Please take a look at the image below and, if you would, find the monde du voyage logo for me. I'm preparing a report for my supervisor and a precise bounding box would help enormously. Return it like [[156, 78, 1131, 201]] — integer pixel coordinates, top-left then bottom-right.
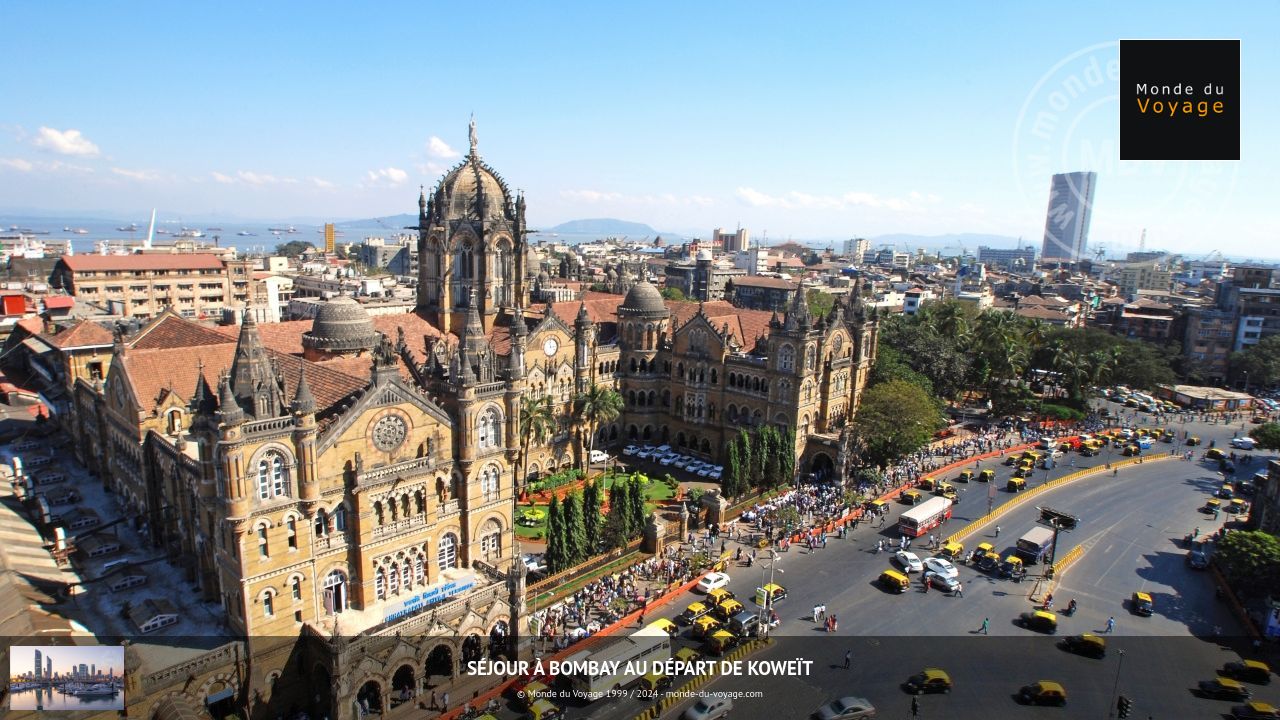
[[1120, 39, 1240, 160]]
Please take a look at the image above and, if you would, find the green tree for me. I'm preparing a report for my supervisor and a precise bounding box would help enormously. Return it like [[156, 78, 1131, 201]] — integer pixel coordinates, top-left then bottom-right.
[[604, 480, 630, 549], [517, 394, 556, 490], [573, 384, 625, 471], [545, 495, 566, 573], [852, 379, 946, 469], [779, 427, 796, 485], [582, 481, 603, 556], [738, 429, 754, 494], [1214, 530, 1280, 599], [1230, 335, 1280, 388], [869, 345, 936, 396], [1249, 422, 1280, 451], [562, 490, 587, 566], [806, 289, 835, 318], [626, 474, 646, 539], [660, 286, 686, 301], [762, 425, 782, 487], [274, 240, 315, 257], [723, 438, 743, 500]]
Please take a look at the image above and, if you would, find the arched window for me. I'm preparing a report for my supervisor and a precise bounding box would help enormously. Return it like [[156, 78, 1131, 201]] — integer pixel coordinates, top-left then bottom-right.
[[322, 570, 347, 613], [314, 509, 329, 537], [805, 345, 816, 370], [262, 590, 275, 618], [458, 241, 474, 280], [480, 519, 502, 560], [778, 345, 795, 372], [334, 505, 347, 531], [389, 564, 400, 595], [256, 452, 290, 500], [375, 568, 387, 600], [167, 409, 182, 434], [477, 407, 501, 450], [257, 524, 269, 558], [286, 516, 297, 549], [710, 369, 717, 384], [438, 533, 459, 571], [481, 465, 500, 501], [414, 555, 425, 585], [291, 576, 302, 600]]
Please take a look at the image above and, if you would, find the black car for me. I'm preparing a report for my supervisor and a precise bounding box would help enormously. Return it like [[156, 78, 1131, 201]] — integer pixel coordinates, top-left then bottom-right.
[[1223, 661, 1273, 685], [1187, 550, 1209, 570]]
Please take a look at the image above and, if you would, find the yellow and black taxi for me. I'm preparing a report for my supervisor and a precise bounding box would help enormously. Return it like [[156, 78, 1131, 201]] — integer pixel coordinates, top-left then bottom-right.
[[1204, 499, 1223, 514], [977, 550, 1001, 573], [879, 568, 910, 593], [939, 540, 964, 560], [901, 489, 923, 505], [1198, 676, 1252, 701], [519, 681, 551, 710], [1004, 453, 1022, 466], [957, 469, 974, 483], [1218, 484, 1236, 499], [1131, 591, 1154, 616], [1019, 680, 1067, 706], [706, 587, 735, 607], [1206, 447, 1226, 460], [1012, 466, 1033, 479], [1187, 436, 1202, 446], [647, 618, 680, 636], [936, 482, 958, 500], [1007, 477, 1028, 491], [525, 698, 565, 720], [1123, 444, 1142, 456], [689, 614, 721, 639], [636, 670, 673, 693], [1223, 660, 1273, 685], [903, 668, 952, 695], [674, 647, 702, 665], [1017, 610, 1058, 634], [713, 598, 745, 622], [704, 628, 740, 655], [1059, 633, 1106, 658], [866, 499, 887, 516], [978, 469, 996, 482], [1230, 701, 1280, 720], [918, 477, 938, 492], [756, 583, 788, 605], [1230, 498, 1249, 514], [681, 601, 712, 623]]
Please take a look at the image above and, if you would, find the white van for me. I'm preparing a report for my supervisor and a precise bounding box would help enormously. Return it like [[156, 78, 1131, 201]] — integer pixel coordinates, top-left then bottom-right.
[[589, 450, 609, 464]]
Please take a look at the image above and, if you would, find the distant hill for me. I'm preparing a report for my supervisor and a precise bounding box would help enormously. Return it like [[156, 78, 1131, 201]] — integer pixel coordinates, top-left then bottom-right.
[[336, 214, 416, 229], [545, 218, 659, 236], [871, 233, 1026, 251]]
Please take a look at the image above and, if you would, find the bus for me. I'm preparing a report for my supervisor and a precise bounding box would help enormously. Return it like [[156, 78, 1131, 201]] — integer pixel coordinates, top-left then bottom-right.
[[569, 624, 671, 701], [897, 496, 953, 538]]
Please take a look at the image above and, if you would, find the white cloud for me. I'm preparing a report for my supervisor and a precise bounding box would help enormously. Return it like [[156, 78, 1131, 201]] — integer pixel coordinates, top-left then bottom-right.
[[0, 158, 33, 171], [33, 127, 100, 156], [111, 167, 161, 181], [417, 161, 448, 177], [211, 171, 235, 184], [366, 167, 408, 185], [310, 177, 335, 189], [237, 170, 296, 186], [426, 136, 460, 159], [559, 189, 714, 208], [735, 187, 914, 211]]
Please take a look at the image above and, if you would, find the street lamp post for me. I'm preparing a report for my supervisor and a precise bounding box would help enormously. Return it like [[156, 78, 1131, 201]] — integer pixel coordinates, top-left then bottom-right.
[[1107, 648, 1125, 719], [757, 551, 781, 637]]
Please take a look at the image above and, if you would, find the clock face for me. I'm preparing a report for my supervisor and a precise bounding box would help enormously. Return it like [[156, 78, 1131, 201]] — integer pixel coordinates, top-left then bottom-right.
[[543, 337, 559, 357], [372, 415, 408, 451]]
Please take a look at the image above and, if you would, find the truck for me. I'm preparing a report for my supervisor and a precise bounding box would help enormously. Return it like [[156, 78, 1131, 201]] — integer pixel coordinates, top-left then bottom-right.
[[1015, 526, 1055, 564]]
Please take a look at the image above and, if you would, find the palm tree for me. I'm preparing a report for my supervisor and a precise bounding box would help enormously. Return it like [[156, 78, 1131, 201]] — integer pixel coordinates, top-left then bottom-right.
[[573, 384, 624, 474], [929, 300, 972, 344], [517, 394, 555, 491]]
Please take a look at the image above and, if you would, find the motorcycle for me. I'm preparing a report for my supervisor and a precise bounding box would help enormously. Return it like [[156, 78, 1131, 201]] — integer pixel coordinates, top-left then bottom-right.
[[1065, 600, 1078, 616]]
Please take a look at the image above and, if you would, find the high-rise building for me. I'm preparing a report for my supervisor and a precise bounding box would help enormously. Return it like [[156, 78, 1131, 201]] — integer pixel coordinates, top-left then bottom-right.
[[1040, 171, 1096, 263], [843, 238, 870, 263], [47, 657, 52, 679], [713, 227, 750, 253], [34, 649, 42, 682]]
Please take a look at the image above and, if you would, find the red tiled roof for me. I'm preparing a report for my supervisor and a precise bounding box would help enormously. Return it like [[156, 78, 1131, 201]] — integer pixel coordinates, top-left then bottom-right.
[[60, 253, 225, 272], [44, 320, 114, 349], [668, 300, 773, 349], [122, 344, 364, 414], [1015, 305, 1070, 321], [212, 319, 310, 354], [43, 296, 75, 310], [129, 313, 236, 350], [16, 317, 43, 335], [545, 292, 626, 325]]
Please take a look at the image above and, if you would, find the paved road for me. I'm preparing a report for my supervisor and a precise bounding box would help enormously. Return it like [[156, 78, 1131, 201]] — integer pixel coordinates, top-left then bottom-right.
[[484, 405, 1273, 719]]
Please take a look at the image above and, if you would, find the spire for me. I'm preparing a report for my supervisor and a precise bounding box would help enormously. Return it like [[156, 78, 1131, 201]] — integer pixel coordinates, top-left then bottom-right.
[[511, 304, 528, 338], [418, 185, 427, 217], [785, 284, 811, 332], [229, 310, 285, 419], [576, 298, 590, 326], [291, 360, 316, 415], [464, 287, 484, 340], [191, 360, 217, 414], [217, 374, 244, 427]]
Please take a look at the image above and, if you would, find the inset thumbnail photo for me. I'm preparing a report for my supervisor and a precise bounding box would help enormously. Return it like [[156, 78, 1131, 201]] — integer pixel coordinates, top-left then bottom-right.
[[8, 645, 125, 712]]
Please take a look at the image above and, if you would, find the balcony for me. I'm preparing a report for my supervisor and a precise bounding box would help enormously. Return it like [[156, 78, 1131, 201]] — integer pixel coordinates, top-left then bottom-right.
[[371, 514, 428, 540], [437, 499, 460, 521], [357, 455, 436, 485]]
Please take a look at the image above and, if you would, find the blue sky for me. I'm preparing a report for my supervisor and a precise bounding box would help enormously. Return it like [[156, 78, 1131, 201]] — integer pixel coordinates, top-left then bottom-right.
[[0, 2, 1276, 256]]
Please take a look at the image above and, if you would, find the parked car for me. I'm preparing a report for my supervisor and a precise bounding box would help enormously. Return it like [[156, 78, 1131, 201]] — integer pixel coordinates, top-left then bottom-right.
[[894, 551, 923, 573], [1199, 677, 1253, 700], [589, 450, 609, 464], [622, 445, 640, 456]]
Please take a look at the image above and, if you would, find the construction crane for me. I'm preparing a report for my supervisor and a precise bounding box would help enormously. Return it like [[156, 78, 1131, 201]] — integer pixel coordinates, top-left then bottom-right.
[[1093, 245, 1107, 262]]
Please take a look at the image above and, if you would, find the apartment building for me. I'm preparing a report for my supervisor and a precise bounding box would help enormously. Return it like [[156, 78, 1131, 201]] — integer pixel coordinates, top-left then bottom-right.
[[50, 254, 255, 320]]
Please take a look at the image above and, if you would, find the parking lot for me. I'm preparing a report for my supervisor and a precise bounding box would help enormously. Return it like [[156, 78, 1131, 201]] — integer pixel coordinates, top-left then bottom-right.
[[618, 444, 724, 483]]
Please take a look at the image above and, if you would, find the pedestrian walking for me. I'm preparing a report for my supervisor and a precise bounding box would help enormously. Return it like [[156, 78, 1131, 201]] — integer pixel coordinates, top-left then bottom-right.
[[980, 617, 989, 634], [955, 582, 963, 598], [813, 605, 821, 623], [843, 650, 851, 669], [1105, 616, 1115, 633], [995, 525, 1001, 538], [911, 696, 920, 718], [442, 691, 450, 712]]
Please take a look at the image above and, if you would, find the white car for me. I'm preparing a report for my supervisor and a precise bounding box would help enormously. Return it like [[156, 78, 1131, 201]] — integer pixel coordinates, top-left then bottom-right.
[[589, 449, 609, 464], [697, 465, 716, 478], [894, 551, 923, 573], [659, 454, 679, 466], [923, 557, 958, 579], [1230, 437, 1256, 450], [815, 696, 877, 720], [656, 444, 672, 454], [709, 467, 723, 480], [622, 445, 639, 456], [686, 461, 706, 473], [673, 456, 691, 469], [696, 572, 731, 593], [636, 448, 654, 460], [683, 696, 733, 720]]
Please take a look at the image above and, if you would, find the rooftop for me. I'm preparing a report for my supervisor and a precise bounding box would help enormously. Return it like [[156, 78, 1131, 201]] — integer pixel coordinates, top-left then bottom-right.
[[59, 253, 226, 272]]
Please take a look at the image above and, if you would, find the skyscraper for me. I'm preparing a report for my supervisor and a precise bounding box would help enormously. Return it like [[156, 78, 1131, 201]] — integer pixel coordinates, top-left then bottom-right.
[[35, 649, 42, 682], [1040, 171, 1096, 263]]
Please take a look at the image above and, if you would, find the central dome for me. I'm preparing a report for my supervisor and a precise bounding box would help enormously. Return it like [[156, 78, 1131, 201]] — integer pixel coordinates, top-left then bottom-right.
[[621, 280, 666, 313], [303, 296, 378, 356]]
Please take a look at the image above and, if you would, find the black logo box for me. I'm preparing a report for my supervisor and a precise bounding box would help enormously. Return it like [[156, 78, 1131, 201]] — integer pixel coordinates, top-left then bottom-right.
[[1120, 39, 1239, 160]]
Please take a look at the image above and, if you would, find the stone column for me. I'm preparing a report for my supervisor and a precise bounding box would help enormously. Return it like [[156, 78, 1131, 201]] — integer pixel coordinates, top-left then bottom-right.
[[643, 512, 665, 555]]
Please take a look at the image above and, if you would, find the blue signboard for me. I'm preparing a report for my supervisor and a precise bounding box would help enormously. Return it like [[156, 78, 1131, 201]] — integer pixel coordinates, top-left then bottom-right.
[[383, 580, 475, 623]]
